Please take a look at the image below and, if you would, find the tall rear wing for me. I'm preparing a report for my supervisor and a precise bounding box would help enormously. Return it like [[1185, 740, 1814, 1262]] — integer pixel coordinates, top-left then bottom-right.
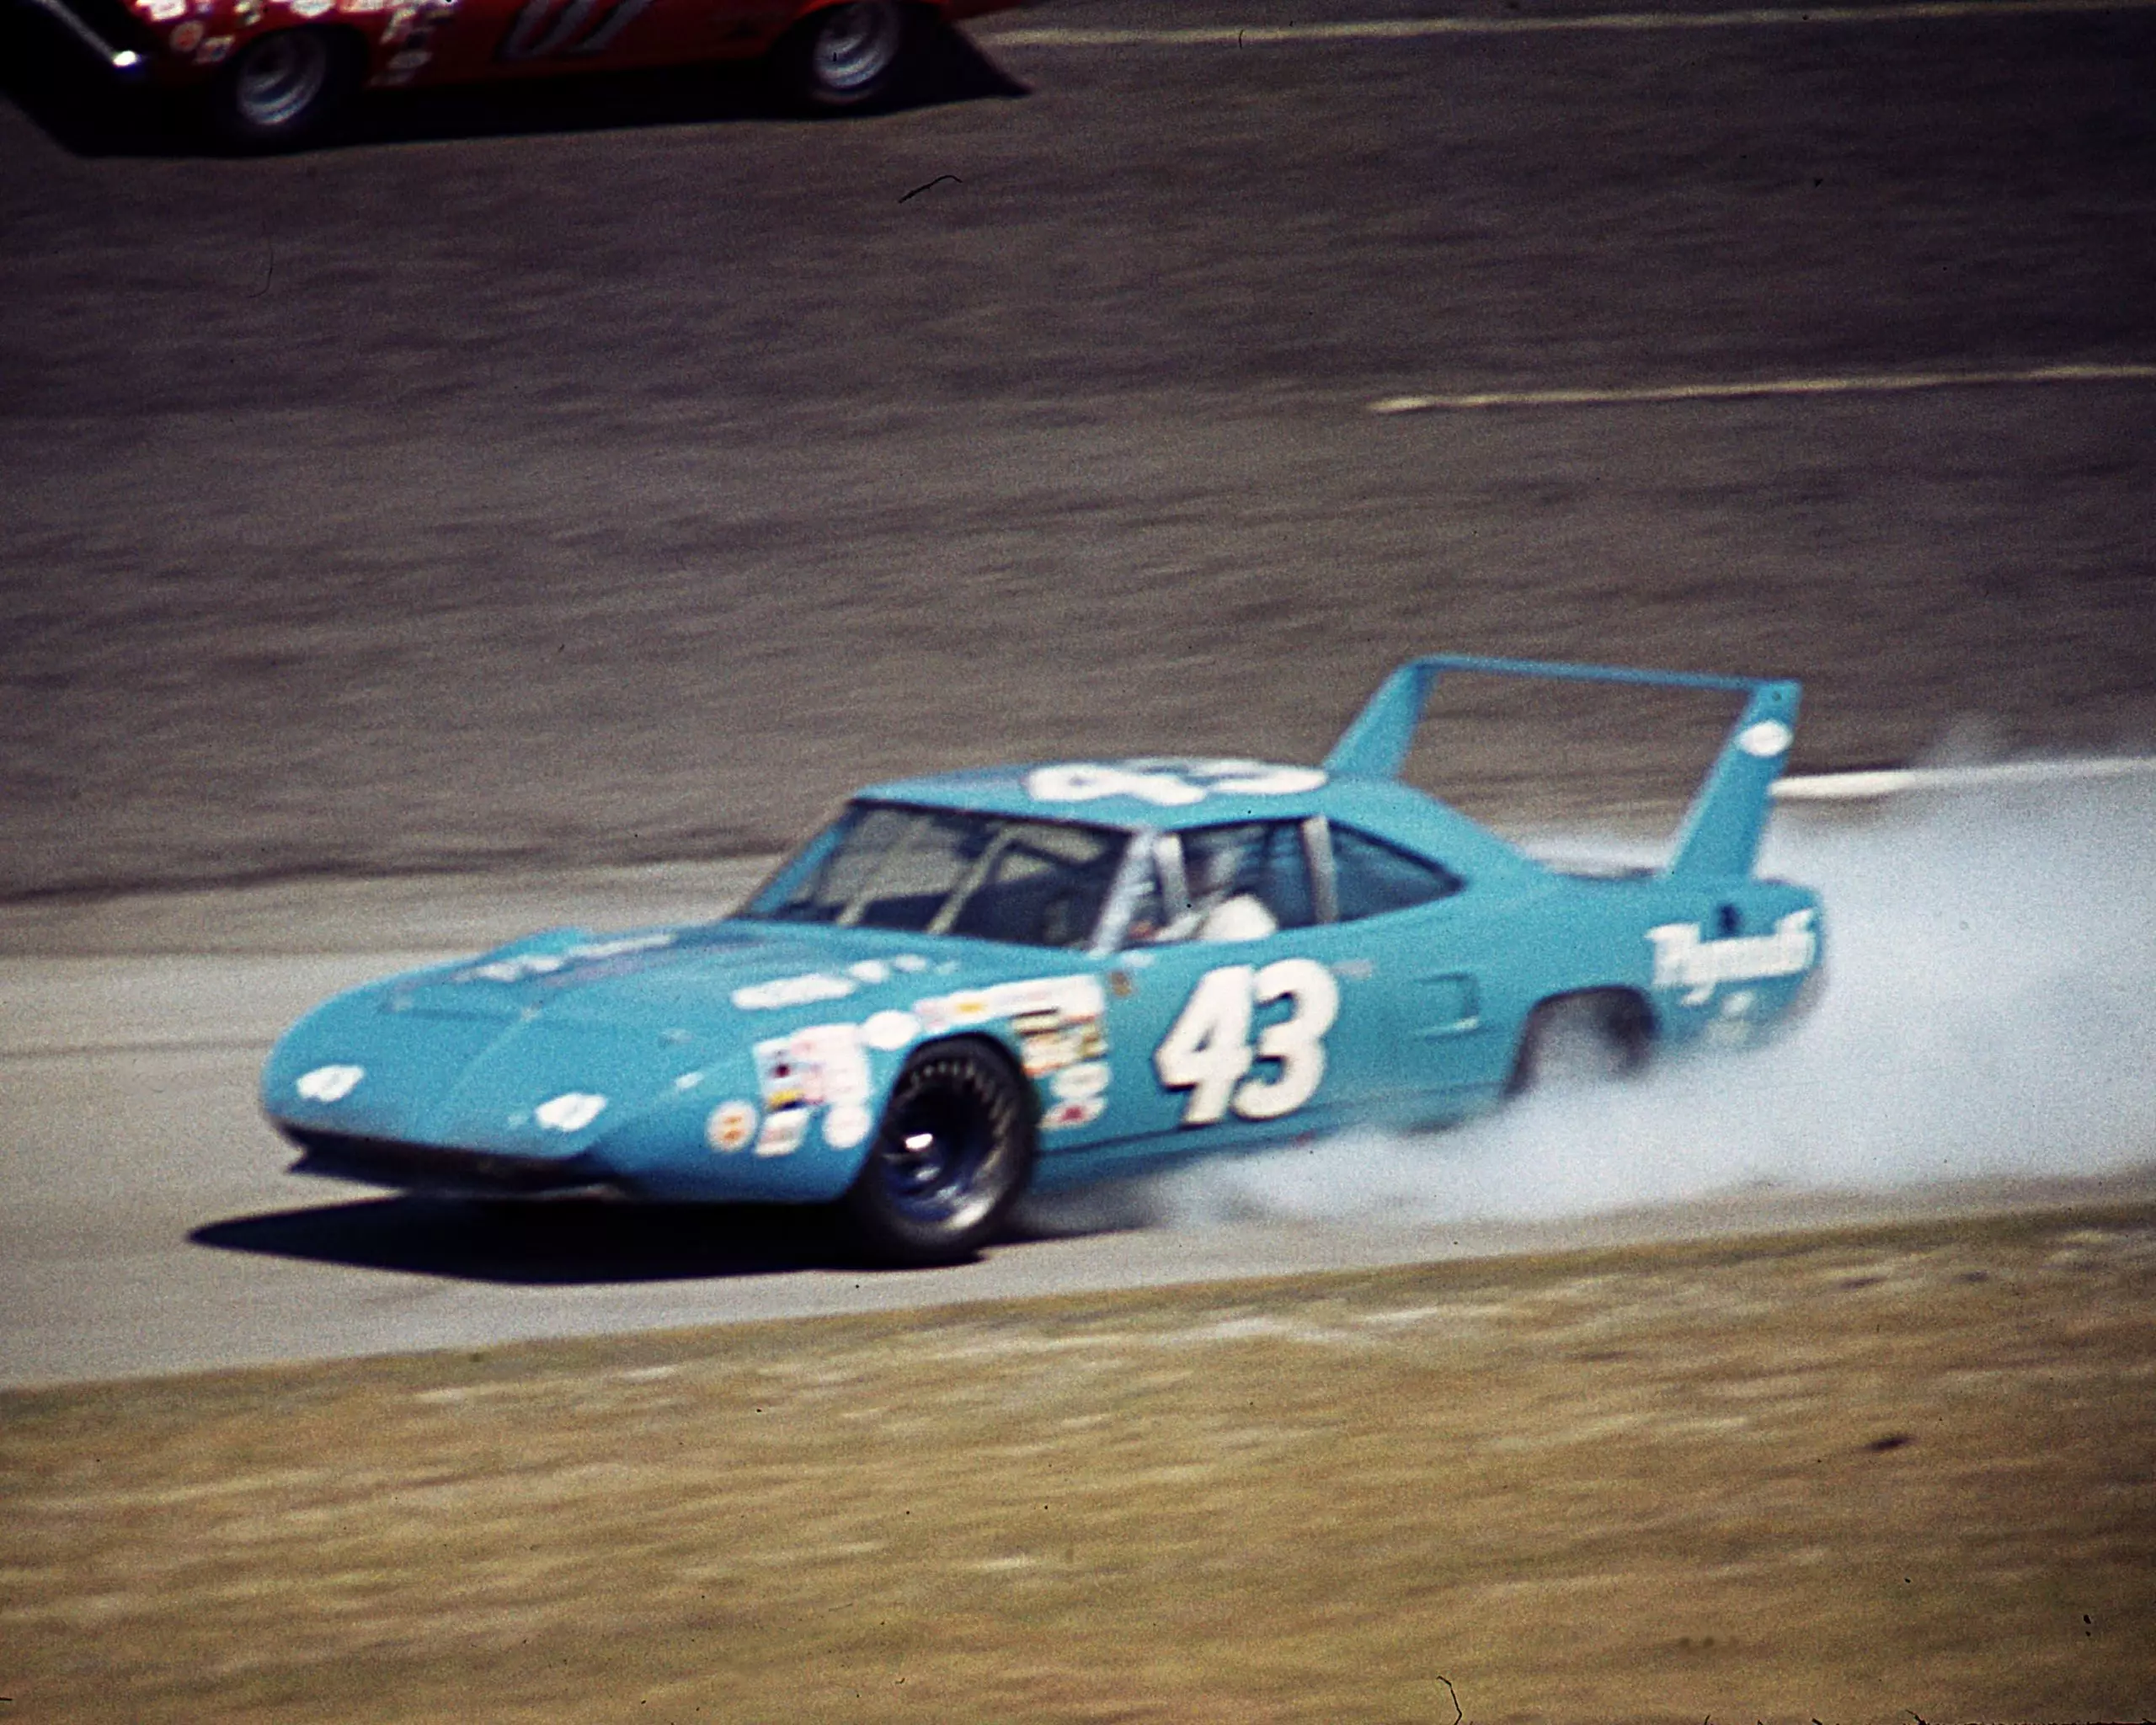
[[1321, 654, 1801, 882]]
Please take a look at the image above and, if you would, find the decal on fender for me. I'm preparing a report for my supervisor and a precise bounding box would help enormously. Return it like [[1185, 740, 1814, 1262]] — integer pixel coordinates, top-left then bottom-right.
[[755, 1108, 809, 1158], [705, 1100, 758, 1154], [535, 1092, 606, 1133], [296, 1064, 365, 1103], [1647, 910, 1817, 1006]]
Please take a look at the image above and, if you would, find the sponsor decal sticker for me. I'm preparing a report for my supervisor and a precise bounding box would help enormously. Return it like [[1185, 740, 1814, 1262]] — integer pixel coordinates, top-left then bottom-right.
[[295, 1064, 365, 1103], [461, 953, 565, 983], [753, 1023, 870, 1116], [534, 1092, 607, 1133], [791, 1024, 870, 1106], [142, 0, 185, 19], [823, 1102, 873, 1151], [1737, 719, 1795, 759], [732, 970, 857, 1012], [913, 975, 1110, 1075], [567, 932, 675, 959], [755, 1107, 809, 1157], [1021, 1027, 1091, 1076], [170, 19, 204, 49], [1042, 1097, 1105, 1132], [705, 1099, 758, 1154], [1647, 909, 1817, 1006], [753, 1037, 814, 1110], [860, 1009, 921, 1052], [1049, 1060, 1111, 1103], [288, 0, 332, 17], [195, 34, 232, 61]]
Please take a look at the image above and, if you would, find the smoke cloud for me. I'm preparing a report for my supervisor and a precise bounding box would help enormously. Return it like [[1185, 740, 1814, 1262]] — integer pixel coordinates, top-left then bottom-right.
[[1031, 774, 2156, 1232]]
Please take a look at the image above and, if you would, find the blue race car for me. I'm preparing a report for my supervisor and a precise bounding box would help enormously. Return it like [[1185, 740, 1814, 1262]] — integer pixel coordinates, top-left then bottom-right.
[[263, 655, 1823, 1263]]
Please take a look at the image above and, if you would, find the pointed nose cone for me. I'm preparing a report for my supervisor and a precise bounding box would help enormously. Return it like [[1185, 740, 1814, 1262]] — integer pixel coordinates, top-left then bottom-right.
[[419, 1017, 695, 1156]]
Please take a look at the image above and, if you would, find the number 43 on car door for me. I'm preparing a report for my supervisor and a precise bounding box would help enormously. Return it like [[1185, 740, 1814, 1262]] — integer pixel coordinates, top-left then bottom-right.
[[1155, 959, 1341, 1127]]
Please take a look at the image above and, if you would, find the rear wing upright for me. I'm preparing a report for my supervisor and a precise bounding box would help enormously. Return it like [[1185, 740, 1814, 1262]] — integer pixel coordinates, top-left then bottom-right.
[[1321, 654, 1802, 882]]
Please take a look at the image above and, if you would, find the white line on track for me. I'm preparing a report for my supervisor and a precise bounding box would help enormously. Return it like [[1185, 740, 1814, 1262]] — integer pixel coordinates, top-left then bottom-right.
[[983, 0, 2156, 47], [1774, 756, 2156, 802], [1366, 361, 2156, 414]]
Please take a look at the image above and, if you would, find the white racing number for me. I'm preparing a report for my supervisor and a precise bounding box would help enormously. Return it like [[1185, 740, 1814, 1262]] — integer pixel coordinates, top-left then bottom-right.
[[1026, 759, 1327, 809], [1154, 959, 1341, 1127]]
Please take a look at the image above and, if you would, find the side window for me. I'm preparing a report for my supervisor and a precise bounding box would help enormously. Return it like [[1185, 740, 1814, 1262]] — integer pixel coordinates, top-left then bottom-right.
[[1156, 821, 1315, 942], [945, 822, 1124, 949], [851, 810, 985, 931], [1330, 824, 1462, 921]]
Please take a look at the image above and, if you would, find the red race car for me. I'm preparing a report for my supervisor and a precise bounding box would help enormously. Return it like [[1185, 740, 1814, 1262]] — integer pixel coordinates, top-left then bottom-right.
[[21, 0, 1017, 145]]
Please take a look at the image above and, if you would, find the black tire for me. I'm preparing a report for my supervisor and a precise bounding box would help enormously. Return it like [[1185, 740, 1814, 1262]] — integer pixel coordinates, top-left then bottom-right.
[[842, 1041, 1036, 1266], [205, 28, 359, 150], [776, 0, 916, 112], [1506, 991, 1653, 1097]]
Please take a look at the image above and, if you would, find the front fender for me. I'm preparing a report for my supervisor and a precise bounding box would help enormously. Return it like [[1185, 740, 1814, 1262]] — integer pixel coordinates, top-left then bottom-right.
[[590, 1023, 1042, 1203]]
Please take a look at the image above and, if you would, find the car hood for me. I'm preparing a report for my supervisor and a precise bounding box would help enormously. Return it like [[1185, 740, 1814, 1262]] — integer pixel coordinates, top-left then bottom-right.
[[260, 918, 969, 1161], [385, 920, 949, 1026]]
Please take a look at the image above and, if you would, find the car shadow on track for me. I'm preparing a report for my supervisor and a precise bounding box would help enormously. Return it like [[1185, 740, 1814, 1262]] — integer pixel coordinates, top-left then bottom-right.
[[190, 1188, 1126, 1284], [2, 11, 1026, 160], [194, 1194, 867, 1284]]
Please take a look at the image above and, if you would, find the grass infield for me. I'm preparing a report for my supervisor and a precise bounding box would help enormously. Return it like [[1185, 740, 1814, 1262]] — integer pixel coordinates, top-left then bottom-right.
[[4, 1206, 2153, 1724]]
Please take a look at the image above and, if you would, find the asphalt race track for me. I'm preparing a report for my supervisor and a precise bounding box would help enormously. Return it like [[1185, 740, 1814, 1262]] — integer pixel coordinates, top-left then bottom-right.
[[6, 780, 2156, 1390], [6, 0, 2155, 896], [3, 0, 2155, 1384]]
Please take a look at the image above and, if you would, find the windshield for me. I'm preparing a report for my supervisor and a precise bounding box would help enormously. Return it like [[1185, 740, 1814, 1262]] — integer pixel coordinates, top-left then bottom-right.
[[741, 803, 1130, 950]]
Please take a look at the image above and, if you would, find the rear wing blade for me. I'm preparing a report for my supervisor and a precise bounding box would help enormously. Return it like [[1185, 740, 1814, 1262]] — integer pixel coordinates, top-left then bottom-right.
[[1321, 654, 1801, 882]]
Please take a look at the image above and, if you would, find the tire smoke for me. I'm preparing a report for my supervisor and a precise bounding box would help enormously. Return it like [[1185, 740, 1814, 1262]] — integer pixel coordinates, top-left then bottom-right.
[[1033, 774, 2156, 1232]]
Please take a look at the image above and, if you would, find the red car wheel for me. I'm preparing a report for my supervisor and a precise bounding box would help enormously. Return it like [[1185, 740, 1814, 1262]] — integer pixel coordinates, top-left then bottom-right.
[[782, 0, 915, 112], [207, 28, 359, 149]]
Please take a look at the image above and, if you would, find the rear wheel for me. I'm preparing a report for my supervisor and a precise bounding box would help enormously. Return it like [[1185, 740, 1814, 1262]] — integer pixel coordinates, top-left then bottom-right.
[[205, 28, 358, 150], [1507, 991, 1653, 1096], [843, 1042, 1035, 1266], [777, 0, 916, 112]]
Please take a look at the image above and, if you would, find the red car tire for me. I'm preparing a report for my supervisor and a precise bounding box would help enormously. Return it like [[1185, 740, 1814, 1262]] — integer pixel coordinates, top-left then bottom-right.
[[778, 0, 918, 112], [205, 26, 362, 149]]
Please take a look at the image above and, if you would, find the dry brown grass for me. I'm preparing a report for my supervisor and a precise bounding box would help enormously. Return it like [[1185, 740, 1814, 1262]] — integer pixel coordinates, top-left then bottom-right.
[[5, 1207, 2154, 1724]]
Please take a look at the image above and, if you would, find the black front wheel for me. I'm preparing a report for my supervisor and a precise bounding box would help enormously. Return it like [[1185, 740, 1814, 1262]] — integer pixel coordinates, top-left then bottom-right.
[[843, 1042, 1035, 1266], [776, 0, 917, 112], [205, 28, 359, 150]]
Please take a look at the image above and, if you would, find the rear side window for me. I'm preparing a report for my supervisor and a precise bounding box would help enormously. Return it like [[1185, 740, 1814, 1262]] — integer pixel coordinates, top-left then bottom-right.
[[1182, 821, 1317, 932], [1140, 820, 1318, 943], [1330, 824, 1462, 921]]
